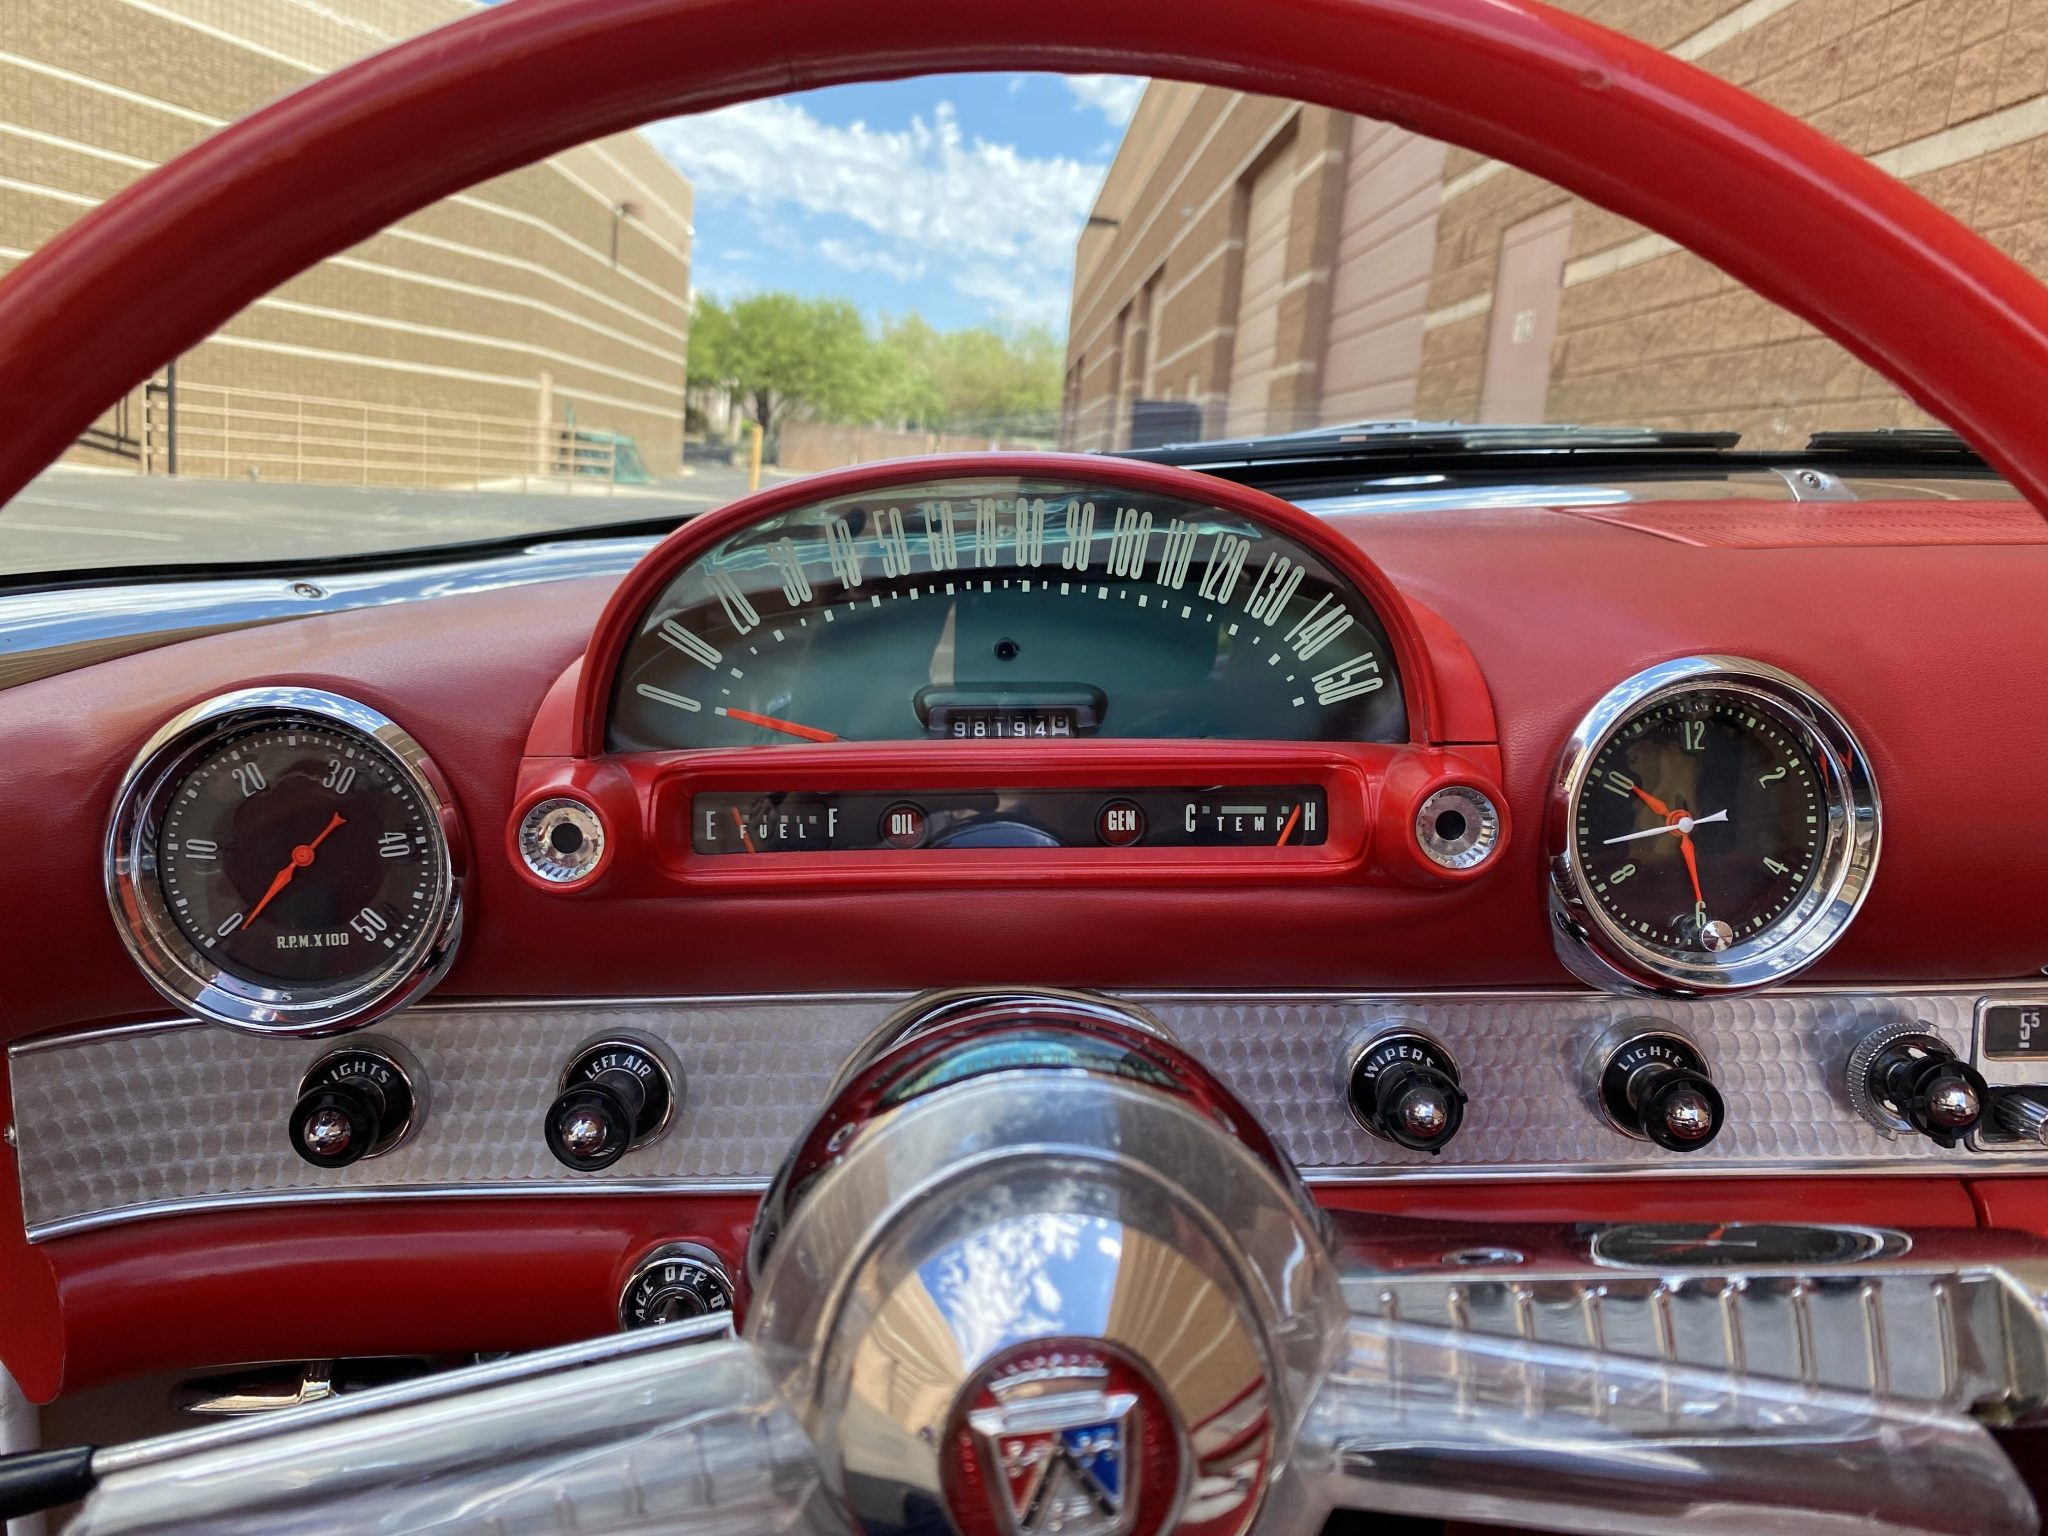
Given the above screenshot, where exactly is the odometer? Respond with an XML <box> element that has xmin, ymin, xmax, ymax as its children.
<box><xmin>1551</xmin><ymin>658</ymin><xmax>1879</xmax><ymax>994</ymax></box>
<box><xmin>608</xmin><ymin>477</ymin><xmax>1406</xmax><ymax>751</ymax></box>
<box><xmin>109</xmin><ymin>689</ymin><xmax>463</xmax><ymax>1034</ymax></box>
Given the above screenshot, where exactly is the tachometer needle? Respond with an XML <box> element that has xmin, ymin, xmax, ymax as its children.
<box><xmin>721</xmin><ymin>707</ymin><xmax>840</xmax><ymax>743</ymax></box>
<box><xmin>245</xmin><ymin>811</ymin><xmax>346</xmax><ymax>927</ymax></box>
<box><xmin>1601</xmin><ymin>809</ymin><xmax>1729</xmax><ymax>845</ymax></box>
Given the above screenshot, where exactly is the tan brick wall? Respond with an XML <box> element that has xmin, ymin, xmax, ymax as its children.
<box><xmin>0</xmin><ymin>0</ymin><xmax>692</xmax><ymax>481</ymax></box>
<box><xmin>1071</xmin><ymin>0</ymin><xmax>2048</xmax><ymax>451</ymax></box>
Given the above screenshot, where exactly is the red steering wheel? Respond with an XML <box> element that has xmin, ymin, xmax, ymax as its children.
<box><xmin>0</xmin><ymin>0</ymin><xmax>2045</xmax><ymax>514</ymax></box>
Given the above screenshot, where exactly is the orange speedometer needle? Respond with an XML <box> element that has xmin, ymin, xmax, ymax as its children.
<box><xmin>724</xmin><ymin>707</ymin><xmax>840</xmax><ymax>744</ymax></box>
<box><xmin>245</xmin><ymin>812</ymin><xmax>346</xmax><ymax>927</ymax></box>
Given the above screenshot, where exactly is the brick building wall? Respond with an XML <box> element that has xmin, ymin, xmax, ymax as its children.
<box><xmin>1</xmin><ymin>0</ymin><xmax>693</xmax><ymax>479</ymax></box>
<box><xmin>1066</xmin><ymin>0</ymin><xmax>2048</xmax><ymax>450</ymax></box>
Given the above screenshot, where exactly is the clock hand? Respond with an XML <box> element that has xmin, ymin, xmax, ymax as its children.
<box><xmin>1601</xmin><ymin>808</ymin><xmax>1730</xmax><ymax>845</ymax></box>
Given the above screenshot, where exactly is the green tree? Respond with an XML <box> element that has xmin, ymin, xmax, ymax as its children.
<box><xmin>689</xmin><ymin>291</ymin><xmax>1066</xmax><ymax>439</ymax></box>
<box><xmin>704</xmin><ymin>292</ymin><xmax>876</xmax><ymax>434</ymax></box>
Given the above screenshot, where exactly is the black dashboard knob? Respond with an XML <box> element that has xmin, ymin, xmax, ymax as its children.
<box><xmin>1848</xmin><ymin>1023</ymin><xmax>1986</xmax><ymax>1148</ymax></box>
<box><xmin>1345</xmin><ymin>1029</ymin><xmax>1466</xmax><ymax>1154</ymax></box>
<box><xmin>288</xmin><ymin>1043</ymin><xmax>420</xmax><ymax>1168</ymax></box>
<box><xmin>544</xmin><ymin>1035</ymin><xmax>681</xmax><ymax>1171</ymax></box>
<box><xmin>1595</xmin><ymin>1025</ymin><xmax>1725</xmax><ymax>1152</ymax></box>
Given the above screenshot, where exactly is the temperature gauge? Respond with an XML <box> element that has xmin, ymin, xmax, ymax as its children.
<box><xmin>691</xmin><ymin>786</ymin><xmax>1327</xmax><ymax>855</ymax></box>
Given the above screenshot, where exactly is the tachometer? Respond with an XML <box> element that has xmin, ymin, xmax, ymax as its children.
<box><xmin>1550</xmin><ymin>657</ymin><xmax>1878</xmax><ymax>994</ymax></box>
<box><xmin>108</xmin><ymin>688</ymin><xmax>463</xmax><ymax>1034</ymax></box>
<box><xmin>607</xmin><ymin>476</ymin><xmax>1406</xmax><ymax>751</ymax></box>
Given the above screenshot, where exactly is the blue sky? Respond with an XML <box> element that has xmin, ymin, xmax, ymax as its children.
<box><xmin>639</xmin><ymin>75</ymin><xmax>1146</xmax><ymax>335</ymax></box>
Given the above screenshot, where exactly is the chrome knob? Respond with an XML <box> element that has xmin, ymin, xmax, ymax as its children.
<box><xmin>544</xmin><ymin>1034</ymin><xmax>681</xmax><ymax>1172</ymax></box>
<box><xmin>1847</xmin><ymin>1023</ymin><xmax>1986</xmax><ymax>1148</ymax></box>
<box><xmin>1927</xmin><ymin>1077</ymin><xmax>1982</xmax><ymax>1129</ymax></box>
<box><xmin>301</xmin><ymin>1107</ymin><xmax>355</xmax><ymax>1157</ymax></box>
<box><xmin>1593</xmin><ymin>1023</ymin><xmax>1725</xmax><ymax>1152</ymax></box>
<box><xmin>1992</xmin><ymin>1088</ymin><xmax>2048</xmax><ymax>1147</ymax></box>
<box><xmin>288</xmin><ymin>1041</ymin><xmax>422</xmax><ymax>1169</ymax></box>
<box><xmin>1344</xmin><ymin>1028</ymin><xmax>1466</xmax><ymax>1154</ymax></box>
<box><xmin>1657</xmin><ymin>1085</ymin><xmax>1719</xmax><ymax>1143</ymax></box>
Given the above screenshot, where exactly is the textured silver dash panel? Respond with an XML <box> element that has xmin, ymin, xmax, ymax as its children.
<box><xmin>10</xmin><ymin>999</ymin><xmax>898</xmax><ymax>1238</ymax></box>
<box><xmin>14</xmin><ymin>987</ymin><xmax>2048</xmax><ymax>1239</ymax></box>
<box><xmin>1145</xmin><ymin>989</ymin><xmax>2041</xmax><ymax>1176</ymax></box>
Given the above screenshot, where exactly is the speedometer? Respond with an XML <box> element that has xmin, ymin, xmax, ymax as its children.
<box><xmin>607</xmin><ymin>476</ymin><xmax>1406</xmax><ymax>751</ymax></box>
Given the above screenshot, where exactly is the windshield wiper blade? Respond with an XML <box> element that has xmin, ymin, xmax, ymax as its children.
<box><xmin>1803</xmin><ymin>427</ymin><xmax>1987</xmax><ymax>462</ymax></box>
<box><xmin>1116</xmin><ymin>420</ymin><xmax>1741</xmax><ymax>468</ymax></box>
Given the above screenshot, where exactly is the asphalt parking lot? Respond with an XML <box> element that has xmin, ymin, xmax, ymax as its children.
<box><xmin>0</xmin><ymin>462</ymin><xmax>775</xmax><ymax>579</ymax></box>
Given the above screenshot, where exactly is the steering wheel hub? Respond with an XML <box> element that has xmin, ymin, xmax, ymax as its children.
<box><xmin>745</xmin><ymin>994</ymin><xmax>1338</xmax><ymax>1536</ymax></box>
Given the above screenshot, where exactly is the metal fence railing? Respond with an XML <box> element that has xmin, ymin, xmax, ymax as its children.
<box><xmin>140</xmin><ymin>381</ymin><xmax>624</xmax><ymax>490</ymax></box>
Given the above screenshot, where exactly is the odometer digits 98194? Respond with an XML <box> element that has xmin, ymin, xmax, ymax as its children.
<box><xmin>608</xmin><ymin>477</ymin><xmax>1406</xmax><ymax>751</ymax></box>
<box><xmin>109</xmin><ymin>689</ymin><xmax>463</xmax><ymax>1034</ymax></box>
<box><xmin>1551</xmin><ymin>658</ymin><xmax>1879</xmax><ymax>995</ymax></box>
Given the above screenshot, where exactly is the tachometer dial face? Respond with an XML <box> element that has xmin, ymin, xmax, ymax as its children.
<box><xmin>158</xmin><ymin>722</ymin><xmax>448</xmax><ymax>988</ymax></box>
<box><xmin>1553</xmin><ymin>659</ymin><xmax>1880</xmax><ymax>994</ymax></box>
<box><xmin>109</xmin><ymin>689</ymin><xmax>463</xmax><ymax>1034</ymax></box>
<box><xmin>608</xmin><ymin>478</ymin><xmax>1406</xmax><ymax>750</ymax></box>
<box><xmin>1572</xmin><ymin>694</ymin><xmax>1825</xmax><ymax>954</ymax></box>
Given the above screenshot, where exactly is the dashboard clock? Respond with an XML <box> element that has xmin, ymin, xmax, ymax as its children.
<box><xmin>107</xmin><ymin>687</ymin><xmax>464</xmax><ymax>1034</ymax></box>
<box><xmin>1550</xmin><ymin>657</ymin><xmax>1878</xmax><ymax>995</ymax></box>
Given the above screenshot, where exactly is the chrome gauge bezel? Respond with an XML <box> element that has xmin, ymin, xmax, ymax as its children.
<box><xmin>105</xmin><ymin>687</ymin><xmax>465</xmax><ymax>1035</ymax></box>
<box><xmin>1548</xmin><ymin>656</ymin><xmax>1879</xmax><ymax>996</ymax></box>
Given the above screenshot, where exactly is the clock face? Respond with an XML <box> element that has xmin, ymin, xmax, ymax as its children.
<box><xmin>1573</xmin><ymin>689</ymin><xmax>1827</xmax><ymax>958</ymax></box>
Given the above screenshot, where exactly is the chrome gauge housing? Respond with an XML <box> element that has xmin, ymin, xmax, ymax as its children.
<box><xmin>1549</xmin><ymin>656</ymin><xmax>1879</xmax><ymax>995</ymax></box>
<box><xmin>106</xmin><ymin>687</ymin><xmax>465</xmax><ymax>1034</ymax></box>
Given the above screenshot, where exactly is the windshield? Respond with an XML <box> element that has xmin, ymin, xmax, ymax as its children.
<box><xmin>0</xmin><ymin>1</ymin><xmax>2026</xmax><ymax>579</ymax></box>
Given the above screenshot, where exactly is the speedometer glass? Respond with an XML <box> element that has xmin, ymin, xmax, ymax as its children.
<box><xmin>608</xmin><ymin>477</ymin><xmax>1406</xmax><ymax>751</ymax></box>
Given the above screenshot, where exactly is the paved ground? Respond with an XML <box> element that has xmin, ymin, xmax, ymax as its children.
<box><xmin>0</xmin><ymin>462</ymin><xmax>779</xmax><ymax>578</ymax></box>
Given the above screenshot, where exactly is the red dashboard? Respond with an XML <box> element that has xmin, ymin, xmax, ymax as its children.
<box><xmin>5</xmin><ymin>460</ymin><xmax>2048</xmax><ymax>1402</ymax></box>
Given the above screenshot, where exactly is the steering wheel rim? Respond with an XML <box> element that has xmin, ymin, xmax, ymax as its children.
<box><xmin>1</xmin><ymin>0</ymin><xmax>2046</xmax><ymax>514</ymax></box>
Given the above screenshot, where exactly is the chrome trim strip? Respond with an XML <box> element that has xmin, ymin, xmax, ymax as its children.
<box><xmin>0</xmin><ymin>536</ymin><xmax>657</xmax><ymax>690</ymax></box>
<box><xmin>24</xmin><ymin>978</ymin><xmax>2048</xmax><ymax>1056</ymax></box>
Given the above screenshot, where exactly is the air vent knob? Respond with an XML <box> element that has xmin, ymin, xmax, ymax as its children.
<box><xmin>544</xmin><ymin>1034</ymin><xmax>681</xmax><ymax>1171</ymax></box>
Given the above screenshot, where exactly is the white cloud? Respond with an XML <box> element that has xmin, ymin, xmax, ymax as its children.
<box><xmin>644</xmin><ymin>97</ymin><xmax>1109</xmax><ymax>326</ymax></box>
<box><xmin>1063</xmin><ymin>75</ymin><xmax>1145</xmax><ymax>126</ymax></box>
<box><xmin>817</xmin><ymin>237</ymin><xmax>928</xmax><ymax>284</ymax></box>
